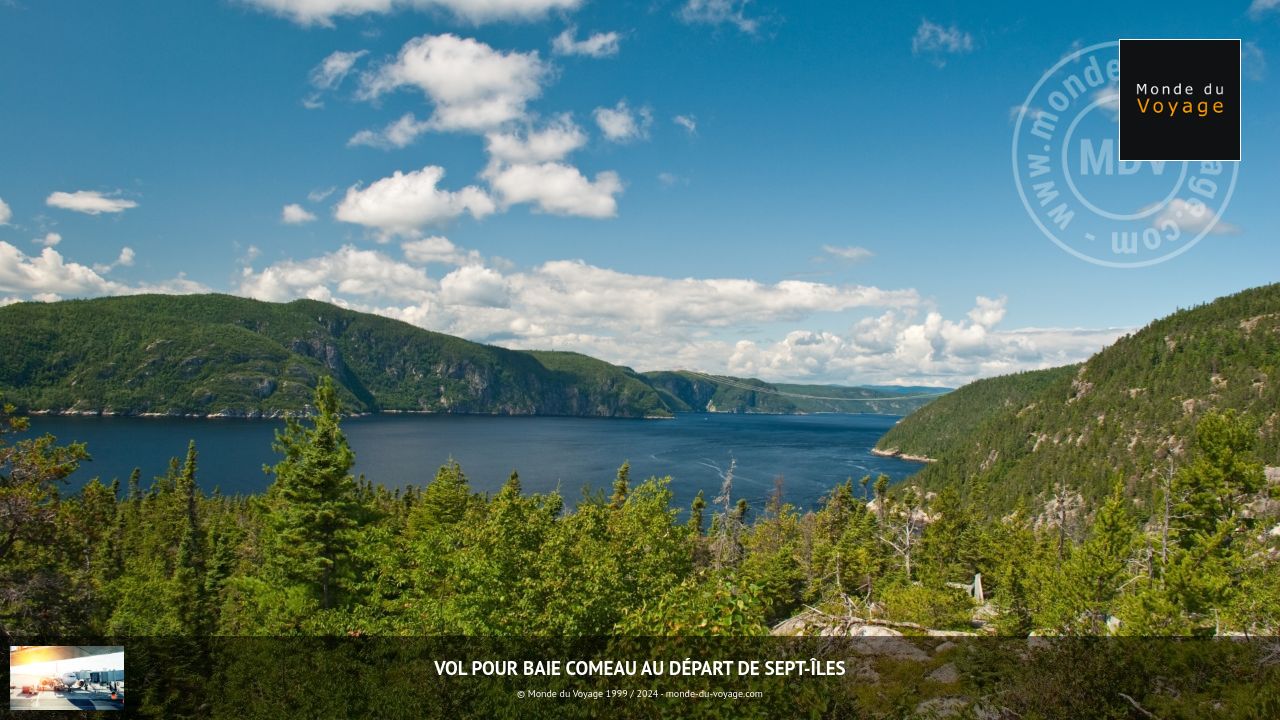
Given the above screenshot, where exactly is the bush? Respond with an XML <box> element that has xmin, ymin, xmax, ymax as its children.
<box><xmin>879</xmin><ymin>583</ymin><xmax>973</xmax><ymax>630</ymax></box>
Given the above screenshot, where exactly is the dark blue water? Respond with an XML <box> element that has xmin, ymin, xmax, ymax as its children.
<box><xmin>23</xmin><ymin>413</ymin><xmax>922</xmax><ymax>512</ymax></box>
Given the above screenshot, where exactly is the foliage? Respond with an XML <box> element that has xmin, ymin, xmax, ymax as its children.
<box><xmin>0</xmin><ymin>294</ymin><xmax>941</xmax><ymax>420</ymax></box>
<box><xmin>878</xmin><ymin>282</ymin><xmax>1280</xmax><ymax>512</ymax></box>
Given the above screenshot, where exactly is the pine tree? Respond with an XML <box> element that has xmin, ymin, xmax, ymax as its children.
<box><xmin>264</xmin><ymin>377</ymin><xmax>360</xmax><ymax>610</ymax></box>
<box><xmin>172</xmin><ymin>441</ymin><xmax>207</xmax><ymax>633</ymax></box>
<box><xmin>1061</xmin><ymin>481</ymin><xmax>1135</xmax><ymax>633</ymax></box>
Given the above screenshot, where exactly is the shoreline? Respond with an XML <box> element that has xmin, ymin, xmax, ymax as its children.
<box><xmin>870</xmin><ymin>447</ymin><xmax>936</xmax><ymax>463</ymax></box>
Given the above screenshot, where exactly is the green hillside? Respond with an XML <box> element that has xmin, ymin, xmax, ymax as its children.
<box><xmin>879</xmin><ymin>283</ymin><xmax>1280</xmax><ymax>509</ymax></box>
<box><xmin>875</xmin><ymin>365</ymin><xmax>1077</xmax><ymax>460</ymax></box>
<box><xmin>0</xmin><ymin>294</ymin><xmax>671</xmax><ymax>418</ymax></box>
<box><xmin>643</xmin><ymin>371</ymin><xmax>944</xmax><ymax>415</ymax></box>
<box><xmin>0</xmin><ymin>294</ymin><xmax>932</xmax><ymax>419</ymax></box>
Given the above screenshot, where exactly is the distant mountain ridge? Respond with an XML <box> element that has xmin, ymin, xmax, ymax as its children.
<box><xmin>876</xmin><ymin>282</ymin><xmax>1280</xmax><ymax>510</ymax></box>
<box><xmin>643</xmin><ymin>371</ymin><xmax>946</xmax><ymax>415</ymax></box>
<box><xmin>0</xmin><ymin>294</ymin><xmax>942</xmax><ymax>419</ymax></box>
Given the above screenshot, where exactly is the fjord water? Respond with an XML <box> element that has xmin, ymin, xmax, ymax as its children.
<box><xmin>28</xmin><ymin>413</ymin><xmax>921</xmax><ymax>511</ymax></box>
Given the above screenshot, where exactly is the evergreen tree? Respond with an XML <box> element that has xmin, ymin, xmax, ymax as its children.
<box><xmin>172</xmin><ymin>441</ymin><xmax>208</xmax><ymax>633</ymax></box>
<box><xmin>609</xmin><ymin>461</ymin><xmax>630</xmax><ymax>509</ymax></box>
<box><xmin>264</xmin><ymin>376</ymin><xmax>360</xmax><ymax>610</ymax></box>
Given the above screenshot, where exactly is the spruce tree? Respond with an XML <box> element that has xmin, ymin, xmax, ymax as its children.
<box><xmin>265</xmin><ymin>377</ymin><xmax>359</xmax><ymax>610</ymax></box>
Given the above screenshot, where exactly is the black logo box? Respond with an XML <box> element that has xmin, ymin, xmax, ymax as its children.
<box><xmin>1119</xmin><ymin>39</ymin><xmax>1241</xmax><ymax>162</ymax></box>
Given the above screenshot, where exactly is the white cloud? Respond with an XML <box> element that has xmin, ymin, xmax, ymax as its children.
<box><xmin>673</xmin><ymin>114</ymin><xmax>697</xmax><ymax>135</ymax></box>
<box><xmin>0</xmin><ymin>241</ymin><xmax>204</xmax><ymax>299</ymax></box>
<box><xmin>912</xmin><ymin>19</ymin><xmax>973</xmax><ymax>66</ymax></box>
<box><xmin>680</xmin><ymin>0</ymin><xmax>759</xmax><ymax>33</ymax></box>
<box><xmin>657</xmin><ymin>172</ymin><xmax>688</xmax><ymax>187</ymax></box>
<box><xmin>93</xmin><ymin>247</ymin><xmax>136</xmax><ymax>274</ymax></box>
<box><xmin>486</xmin><ymin>162</ymin><xmax>621</xmax><ymax>217</ymax></box>
<box><xmin>334</xmin><ymin>165</ymin><xmax>495</xmax><ymax>238</ymax></box>
<box><xmin>310</xmin><ymin>49</ymin><xmax>368</xmax><ymax>89</ymax></box>
<box><xmin>34</xmin><ymin>232</ymin><xmax>62</xmax><ymax>248</ymax></box>
<box><xmin>233</xmin><ymin>239</ymin><xmax>1120</xmax><ymax>385</ymax></box>
<box><xmin>0</xmin><ymin>242</ymin><xmax>113</xmax><ymax>295</ymax></box>
<box><xmin>428</xmin><ymin>0</ymin><xmax>583</xmax><ymax>22</ymax></box>
<box><xmin>0</xmin><ymin>197</ymin><xmax>10</xmax><ymax>225</ymax></box>
<box><xmin>726</xmin><ymin>298</ymin><xmax>1123</xmax><ymax>386</ymax></box>
<box><xmin>552</xmin><ymin>26</ymin><xmax>621</xmax><ymax>58</ymax></box>
<box><xmin>239</xmin><ymin>244</ymin><xmax>436</xmax><ymax>304</ymax></box>
<box><xmin>1008</xmin><ymin>104</ymin><xmax>1045</xmax><ymax>123</ymax></box>
<box><xmin>1249</xmin><ymin>0</ymin><xmax>1280</xmax><ymax>18</ymax></box>
<box><xmin>304</xmin><ymin>49</ymin><xmax>368</xmax><ymax>109</ymax></box>
<box><xmin>46</xmin><ymin>191</ymin><xmax>138</xmax><ymax>215</ymax></box>
<box><xmin>821</xmin><ymin>245</ymin><xmax>873</xmax><ymax>263</ymax></box>
<box><xmin>401</xmin><ymin>235</ymin><xmax>480</xmax><ymax>265</ymax></box>
<box><xmin>308</xmin><ymin>187</ymin><xmax>337</xmax><ymax>203</ymax></box>
<box><xmin>347</xmin><ymin>112</ymin><xmax>432</xmax><ymax>148</ymax></box>
<box><xmin>1093</xmin><ymin>82</ymin><xmax>1119</xmax><ymax>120</ymax></box>
<box><xmin>440</xmin><ymin>264</ymin><xmax>510</xmax><ymax>306</ymax></box>
<box><xmin>593</xmin><ymin>100</ymin><xmax>652</xmax><ymax>143</ymax></box>
<box><xmin>359</xmin><ymin>34</ymin><xmax>548</xmax><ymax>133</ymax></box>
<box><xmin>242</xmin><ymin>0</ymin><xmax>583</xmax><ymax>26</ymax></box>
<box><xmin>484</xmin><ymin>114</ymin><xmax>586</xmax><ymax>164</ymax></box>
<box><xmin>1244</xmin><ymin>41</ymin><xmax>1267</xmax><ymax>81</ymax></box>
<box><xmin>282</xmin><ymin>203</ymin><xmax>318</xmax><ymax>224</ymax></box>
<box><xmin>1149</xmin><ymin>198</ymin><xmax>1240</xmax><ymax>236</ymax></box>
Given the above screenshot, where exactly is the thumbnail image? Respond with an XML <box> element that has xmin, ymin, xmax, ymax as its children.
<box><xmin>9</xmin><ymin>646</ymin><xmax>124</xmax><ymax>712</ymax></box>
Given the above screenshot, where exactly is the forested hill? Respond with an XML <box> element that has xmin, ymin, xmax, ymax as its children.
<box><xmin>877</xmin><ymin>282</ymin><xmax>1280</xmax><ymax>509</ymax></box>
<box><xmin>643</xmin><ymin>371</ymin><xmax>946</xmax><ymax>415</ymax></box>
<box><xmin>0</xmin><ymin>294</ymin><xmax>937</xmax><ymax>418</ymax></box>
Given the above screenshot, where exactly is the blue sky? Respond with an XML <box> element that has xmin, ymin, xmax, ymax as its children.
<box><xmin>1</xmin><ymin>0</ymin><xmax>1277</xmax><ymax>385</ymax></box>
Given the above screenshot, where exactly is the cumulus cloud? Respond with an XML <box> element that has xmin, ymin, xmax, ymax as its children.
<box><xmin>673</xmin><ymin>114</ymin><xmax>697</xmax><ymax>135</ymax></box>
<box><xmin>484</xmin><ymin>114</ymin><xmax>586</xmax><ymax>164</ymax></box>
<box><xmin>1149</xmin><ymin>198</ymin><xmax>1240</xmax><ymax>236</ymax></box>
<box><xmin>242</xmin><ymin>0</ymin><xmax>583</xmax><ymax>26</ymax></box>
<box><xmin>821</xmin><ymin>245</ymin><xmax>873</xmax><ymax>263</ymax></box>
<box><xmin>93</xmin><ymin>247</ymin><xmax>136</xmax><ymax>274</ymax></box>
<box><xmin>912</xmin><ymin>19</ymin><xmax>973</xmax><ymax>66</ymax></box>
<box><xmin>359</xmin><ymin>34</ymin><xmax>548</xmax><ymax>133</ymax></box>
<box><xmin>0</xmin><ymin>241</ymin><xmax>204</xmax><ymax>299</ymax></box>
<box><xmin>726</xmin><ymin>297</ymin><xmax>1123</xmax><ymax>386</ymax></box>
<box><xmin>238</xmin><ymin>244</ymin><xmax>436</xmax><ymax>304</ymax></box>
<box><xmin>347</xmin><ymin>112</ymin><xmax>432</xmax><ymax>148</ymax></box>
<box><xmin>680</xmin><ymin>0</ymin><xmax>759</xmax><ymax>33</ymax></box>
<box><xmin>235</xmin><ymin>239</ymin><xmax>1120</xmax><ymax>385</ymax></box>
<box><xmin>593</xmin><ymin>100</ymin><xmax>652</xmax><ymax>143</ymax></box>
<box><xmin>46</xmin><ymin>191</ymin><xmax>138</xmax><ymax>215</ymax></box>
<box><xmin>334</xmin><ymin>165</ymin><xmax>495</xmax><ymax>238</ymax></box>
<box><xmin>485</xmin><ymin>162</ymin><xmax>622</xmax><ymax>217</ymax></box>
<box><xmin>282</xmin><ymin>203</ymin><xmax>318</xmax><ymax>224</ymax></box>
<box><xmin>552</xmin><ymin>26</ymin><xmax>621</xmax><ymax>57</ymax></box>
<box><xmin>440</xmin><ymin>264</ymin><xmax>510</xmax><ymax>306</ymax></box>
<box><xmin>0</xmin><ymin>197</ymin><xmax>10</xmax><ymax>225</ymax></box>
<box><xmin>401</xmin><ymin>235</ymin><xmax>480</xmax><ymax>265</ymax></box>
<box><xmin>239</xmin><ymin>245</ymin><xmax>917</xmax><ymax>344</ymax></box>
<box><xmin>34</xmin><ymin>232</ymin><xmax>62</xmax><ymax>248</ymax></box>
